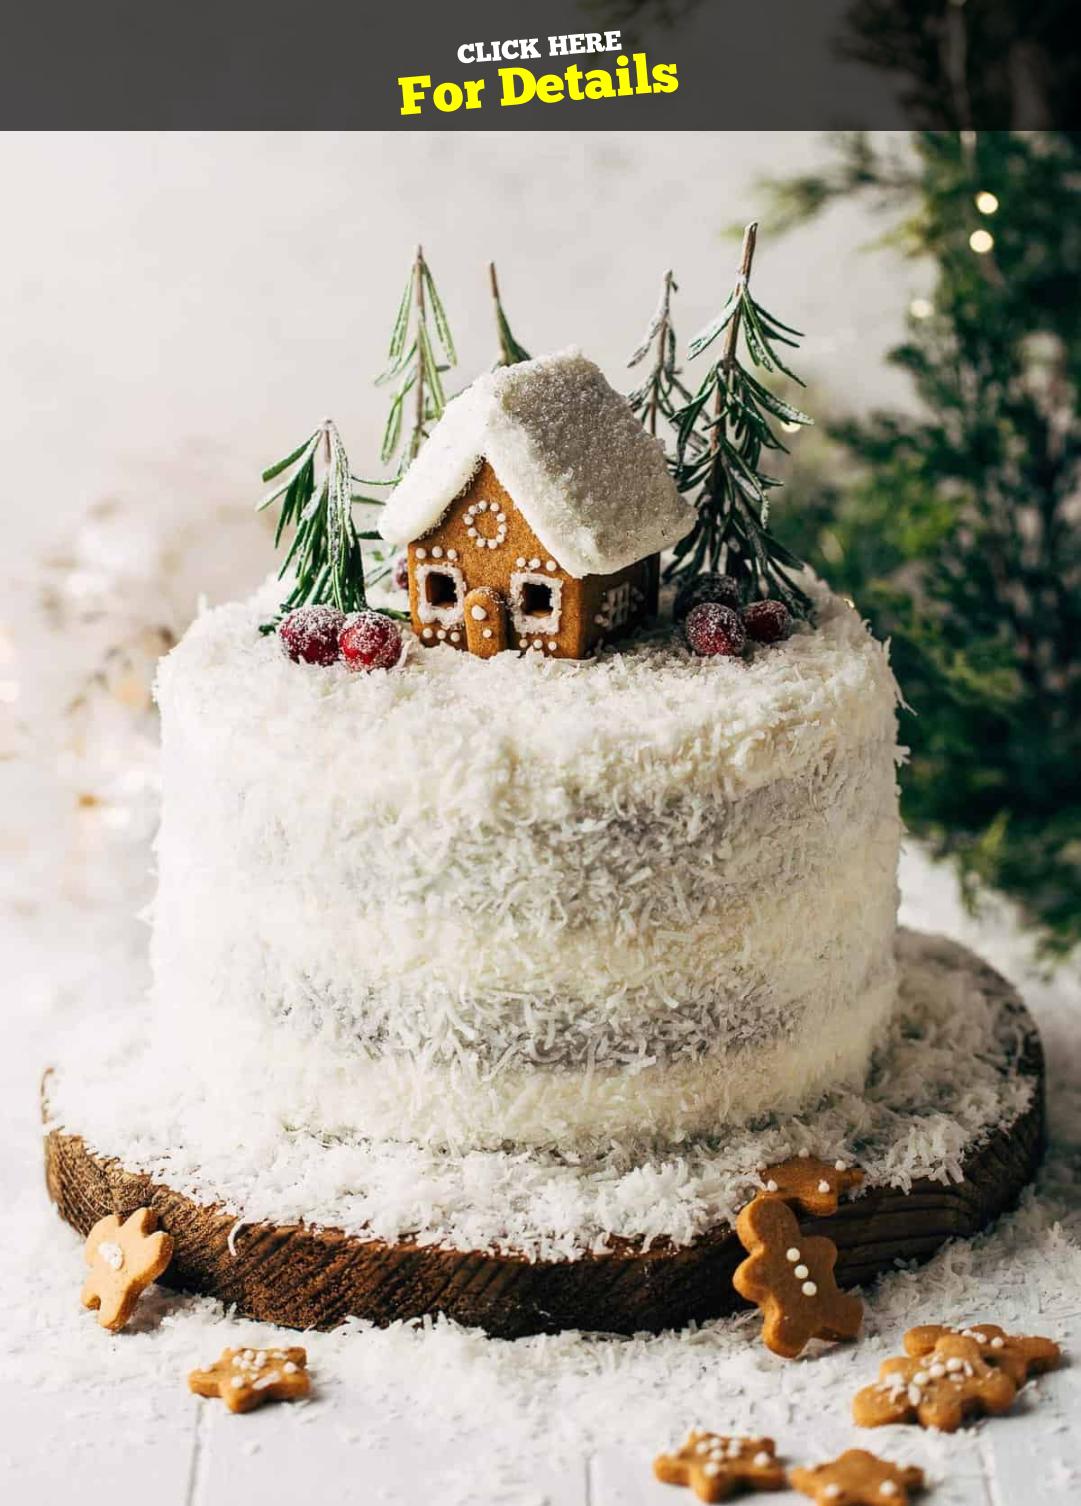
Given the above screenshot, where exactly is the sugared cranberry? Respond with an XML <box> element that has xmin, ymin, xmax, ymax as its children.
<box><xmin>392</xmin><ymin>553</ymin><xmax>410</xmax><ymax>592</ymax></box>
<box><xmin>742</xmin><ymin>599</ymin><xmax>792</xmax><ymax>645</ymax></box>
<box><xmin>684</xmin><ymin>601</ymin><xmax>747</xmax><ymax>657</ymax></box>
<box><xmin>278</xmin><ymin>605</ymin><xmax>345</xmax><ymax>666</ymax></box>
<box><xmin>674</xmin><ymin>572</ymin><xmax>742</xmax><ymax>621</ymax></box>
<box><xmin>339</xmin><ymin>611</ymin><xmax>403</xmax><ymax>672</ymax></box>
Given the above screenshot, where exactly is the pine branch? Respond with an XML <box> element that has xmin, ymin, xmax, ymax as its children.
<box><xmin>489</xmin><ymin>262</ymin><xmax>532</xmax><ymax>367</ymax></box>
<box><xmin>256</xmin><ymin>419</ymin><xmax>370</xmax><ymax>629</ymax></box>
<box><xmin>667</xmin><ymin>223</ymin><xmax>814</xmax><ymax>616</ymax></box>
<box><xmin>377</xmin><ymin>245</ymin><xmax>457</xmax><ymax>472</ymax></box>
<box><xmin>627</xmin><ymin>269</ymin><xmax>695</xmax><ymax>457</ymax></box>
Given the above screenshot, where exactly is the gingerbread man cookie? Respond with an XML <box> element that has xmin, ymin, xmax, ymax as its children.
<box><xmin>903</xmin><ymin>1322</ymin><xmax>1061</xmax><ymax>1388</ymax></box>
<box><xmin>853</xmin><ymin>1332</ymin><xmax>1017</xmax><ymax>1432</ymax></box>
<box><xmin>790</xmin><ymin>1449</ymin><xmax>924</xmax><ymax>1506</ymax></box>
<box><xmin>80</xmin><ymin>1207</ymin><xmax>174</xmax><ymax>1332</ymax></box>
<box><xmin>733</xmin><ymin>1195</ymin><xmax>863</xmax><ymax>1359</ymax></box>
<box><xmin>654</xmin><ymin>1433</ymin><xmax>787</xmax><ymax>1502</ymax></box>
<box><xmin>756</xmin><ymin>1155</ymin><xmax>864</xmax><ymax>1217</ymax></box>
<box><xmin>188</xmin><ymin>1346</ymin><xmax>311</xmax><ymax>1413</ymax></box>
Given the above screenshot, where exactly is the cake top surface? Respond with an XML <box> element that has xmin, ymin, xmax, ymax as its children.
<box><xmin>157</xmin><ymin>576</ymin><xmax>900</xmax><ymax>817</ymax></box>
<box><xmin>378</xmin><ymin>348</ymin><xmax>696</xmax><ymax>577</ymax></box>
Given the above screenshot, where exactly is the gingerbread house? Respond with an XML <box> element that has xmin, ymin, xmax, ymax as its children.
<box><xmin>379</xmin><ymin>349</ymin><xmax>695</xmax><ymax>659</ymax></box>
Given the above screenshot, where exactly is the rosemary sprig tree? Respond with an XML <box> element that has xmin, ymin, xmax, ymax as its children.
<box><xmin>668</xmin><ymin>223</ymin><xmax>814</xmax><ymax>616</ymax></box>
<box><xmin>256</xmin><ymin>418</ymin><xmax>379</xmax><ymax>628</ymax></box>
<box><xmin>627</xmin><ymin>269</ymin><xmax>694</xmax><ymax>450</ymax></box>
<box><xmin>377</xmin><ymin>245</ymin><xmax>457</xmax><ymax>472</ymax></box>
<box><xmin>489</xmin><ymin>261</ymin><xmax>532</xmax><ymax>367</ymax></box>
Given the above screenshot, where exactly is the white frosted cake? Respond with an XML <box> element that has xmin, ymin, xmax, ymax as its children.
<box><xmin>151</xmin><ymin>579</ymin><xmax>901</xmax><ymax>1153</ymax></box>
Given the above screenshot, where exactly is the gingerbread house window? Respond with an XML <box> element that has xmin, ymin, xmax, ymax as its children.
<box><xmin>510</xmin><ymin>571</ymin><xmax>562</xmax><ymax>638</ymax></box>
<box><xmin>416</xmin><ymin>561</ymin><xmax>465</xmax><ymax>628</ymax></box>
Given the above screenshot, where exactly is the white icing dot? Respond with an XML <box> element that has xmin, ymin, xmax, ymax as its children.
<box><xmin>835</xmin><ymin>1159</ymin><xmax>847</xmax><ymax>1170</ymax></box>
<box><xmin>516</xmin><ymin>557</ymin><xmax>526</xmax><ymax>568</ymax></box>
<box><xmin>470</xmin><ymin>606</ymin><xmax>487</xmax><ymax>620</ymax></box>
<box><xmin>752</xmin><ymin>1452</ymin><xmax>771</xmax><ymax>1467</ymax></box>
<box><xmin>476</xmin><ymin>501</ymin><xmax>488</xmax><ymax>512</ymax></box>
<box><xmin>482</xmin><ymin>628</ymin><xmax>493</xmax><ymax>640</ymax></box>
<box><xmin>436</xmin><ymin>630</ymin><xmax>447</xmax><ymax>640</ymax></box>
<box><xmin>765</xmin><ymin>1179</ymin><xmax>779</xmax><ymax>1192</ymax></box>
<box><xmin>415</xmin><ymin>547</ymin><xmax>427</xmax><ymax>559</ymax></box>
<box><xmin>450</xmin><ymin>632</ymin><xmax>461</xmax><ymax>643</ymax></box>
<box><xmin>880</xmin><ymin>1484</ymin><xmax>898</xmax><ymax>1497</ymax></box>
<box><xmin>786</xmin><ymin>1248</ymin><xmax>800</xmax><ymax>1262</ymax></box>
<box><xmin>545</xmin><ymin>560</ymin><xmax>556</xmax><ymax>572</ymax></box>
<box><xmin>475</xmin><ymin>540</ymin><xmax>486</xmax><ymax>549</ymax></box>
<box><xmin>798</xmin><ymin>1148</ymin><xmax>811</xmax><ymax>1158</ymax></box>
<box><xmin>547</xmin><ymin>641</ymin><xmax>558</xmax><ymax>652</ymax></box>
<box><xmin>447</xmin><ymin>549</ymin><xmax>457</xmax><ymax>560</ymax></box>
<box><xmin>929</xmin><ymin>1363</ymin><xmax>946</xmax><ymax>1379</ymax></box>
<box><xmin>231</xmin><ymin>1375</ymin><xmax>244</xmax><ymax>1388</ymax></box>
<box><xmin>533</xmin><ymin>639</ymin><xmax>543</xmax><ymax>650</ymax></box>
<box><xmin>422</xmin><ymin>628</ymin><xmax>433</xmax><ymax>639</ymax></box>
<box><xmin>971</xmin><ymin>1332</ymin><xmax>986</xmax><ymax>1344</ymax></box>
<box><xmin>912</xmin><ymin>1371</ymin><xmax>929</xmax><ymax>1386</ymax></box>
<box><xmin>467</xmin><ymin>527</ymin><xmax>478</xmax><ymax>538</ymax></box>
<box><xmin>431</xmin><ymin>546</ymin><xmax>443</xmax><ymax>559</ymax></box>
<box><xmin>528</xmin><ymin>557</ymin><xmax>540</xmax><ymax>568</ymax></box>
<box><xmin>801</xmin><ymin>1281</ymin><xmax>817</xmax><ymax>1297</ymax></box>
<box><xmin>695</xmin><ymin>1441</ymin><xmax>711</xmax><ymax>1455</ymax></box>
<box><xmin>794</xmin><ymin>1264</ymin><xmax>809</xmax><ymax>1280</ymax></box>
<box><xmin>519</xmin><ymin>638</ymin><xmax>528</xmax><ymax>648</ymax></box>
<box><xmin>703</xmin><ymin>1462</ymin><xmax>720</xmax><ymax>1478</ymax></box>
<box><xmin>824</xmin><ymin>1488</ymin><xmax>841</xmax><ymax>1501</ymax></box>
<box><xmin>946</xmin><ymin>1357</ymin><xmax>964</xmax><ymax>1372</ymax></box>
<box><xmin>97</xmin><ymin>1241</ymin><xmax>124</xmax><ymax>1271</ymax></box>
<box><xmin>818</xmin><ymin>1179</ymin><xmax>830</xmax><ymax>1193</ymax></box>
<box><xmin>907</xmin><ymin>1385</ymin><xmax>922</xmax><ymax>1405</ymax></box>
<box><xmin>496</xmin><ymin>512</ymin><xmax>506</xmax><ymax>523</ymax></box>
<box><xmin>991</xmin><ymin>1337</ymin><xmax>1005</xmax><ymax>1349</ymax></box>
<box><xmin>487</xmin><ymin>538</ymin><xmax>499</xmax><ymax>550</ymax></box>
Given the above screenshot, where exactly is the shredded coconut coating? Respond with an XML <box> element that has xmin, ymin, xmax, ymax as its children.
<box><xmin>47</xmin><ymin>933</ymin><xmax>1035</xmax><ymax>1261</ymax></box>
<box><xmin>378</xmin><ymin>348</ymin><xmax>696</xmax><ymax>577</ymax></box>
<box><xmin>148</xmin><ymin>574</ymin><xmax>901</xmax><ymax>1151</ymax></box>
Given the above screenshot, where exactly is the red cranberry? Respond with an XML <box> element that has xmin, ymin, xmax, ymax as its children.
<box><xmin>392</xmin><ymin>553</ymin><xmax>410</xmax><ymax>592</ymax></box>
<box><xmin>742</xmin><ymin>599</ymin><xmax>792</xmax><ymax>645</ymax></box>
<box><xmin>278</xmin><ymin>605</ymin><xmax>345</xmax><ymax>666</ymax></box>
<box><xmin>674</xmin><ymin>572</ymin><xmax>742</xmax><ymax>621</ymax></box>
<box><xmin>339</xmin><ymin>611</ymin><xmax>403</xmax><ymax>672</ymax></box>
<box><xmin>684</xmin><ymin>602</ymin><xmax>747</xmax><ymax>657</ymax></box>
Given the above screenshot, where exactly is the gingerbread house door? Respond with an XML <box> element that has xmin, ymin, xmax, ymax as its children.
<box><xmin>464</xmin><ymin>587</ymin><xmax>508</xmax><ymax>658</ymax></box>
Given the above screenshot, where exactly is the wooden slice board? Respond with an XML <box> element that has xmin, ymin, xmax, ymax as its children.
<box><xmin>44</xmin><ymin>1000</ymin><xmax>1044</xmax><ymax>1341</ymax></box>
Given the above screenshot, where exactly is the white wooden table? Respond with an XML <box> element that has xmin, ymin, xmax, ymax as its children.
<box><xmin>3</xmin><ymin>846</ymin><xmax>1080</xmax><ymax>1506</ymax></box>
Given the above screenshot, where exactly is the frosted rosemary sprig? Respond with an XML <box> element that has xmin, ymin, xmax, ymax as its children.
<box><xmin>256</xmin><ymin>419</ymin><xmax>381</xmax><ymax>630</ymax></box>
<box><xmin>489</xmin><ymin>261</ymin><xmax>532</xmax><ymax>367</ymax></box>
<box><xmin>377</xmin><ymin>245</ymin><xmax>457</xmax><ymax>469</ymax></box>
<box><xmin>668</xmin><ymin>223</ymin><xmax>814</xmax><ymax>617</ymax></box>
<box><xmin>627</xmin><ymin>268</ymin><xmax>694</xmax><ymax>452</ymax></box>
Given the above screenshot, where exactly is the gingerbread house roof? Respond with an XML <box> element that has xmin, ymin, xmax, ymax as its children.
<box><xmin>378</xmin><ymin>349</ymin><xmax>695</xmax><ymax>579</ymax></box>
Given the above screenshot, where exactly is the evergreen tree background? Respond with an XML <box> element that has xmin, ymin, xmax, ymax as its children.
<box><xmin>763</xmin><ymin>130</ymin><xmax>1081</xmax><ymax>957</ymax></box>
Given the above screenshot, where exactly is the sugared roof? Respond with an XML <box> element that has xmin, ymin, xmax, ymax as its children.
<box><xmin>378</xmin><ymin>348</ymin><xmax>695</xmax><ymax>579</ymax></box>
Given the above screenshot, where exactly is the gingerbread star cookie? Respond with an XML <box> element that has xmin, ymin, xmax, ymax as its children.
<box><xmin>80</xmin><ymin>1207</ymin><xmax>174</xmax><ymax>1332</ymax></box>
<box><xmin>903</xmin><ymin>1322</ymin><xmax>1061</xmax><ymax>1388</ymax></box>
<box><xmin>734</xmin><ymin>1195</ymin><xmax>862</xmax><ymax>1358</ymax></box>
<box><xmin>853</xmin><ymin>1332</ymin><xmax>1017</xmax><ymax>1432</ymax></box>
<box><xmin>790</xmin><ymin>1449</ymin><xmax>924</xmax><ymax>1506</ymax></box>
<box><xmin>654</xmin><ymin>1433</ymin><xmax>787</xmax><ymax>1502</ymax></box>
<box><xmin>756</xmin><ymin>1155</ymin><xmax>864</xmax><ymax>1217</ymax></box>
<box><xmin>188</xmin><ymin>1346</ymin><xmax>311</xmax><ymax>1413</ymax></box>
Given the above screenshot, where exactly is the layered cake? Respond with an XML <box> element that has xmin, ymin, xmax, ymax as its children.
<box><xmin>46</xmin><ymin>328</ymin><xmax>1041</xmax><ymax>1338</ymax></box>
<box><xmin>151</xmin><ymin>573</ymin><xmax>901</xmax><ymax>1153</ymax></box>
